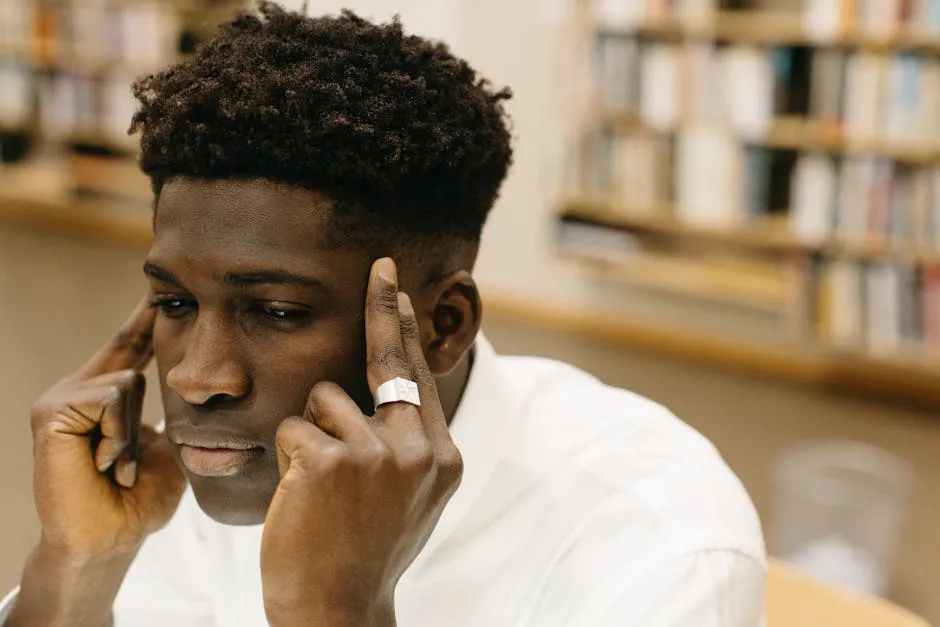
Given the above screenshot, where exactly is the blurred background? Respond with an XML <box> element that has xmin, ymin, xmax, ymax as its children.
<box><xmin>1</xmin><ymin>0</ymin><xmax>939</xmax><ymax>623</ymax></box>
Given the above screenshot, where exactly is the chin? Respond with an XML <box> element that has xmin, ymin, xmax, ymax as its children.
<box><xmin>187</xmin><ymin>474</ymin><xmax>278</xmax><ymax>526</ymax></box>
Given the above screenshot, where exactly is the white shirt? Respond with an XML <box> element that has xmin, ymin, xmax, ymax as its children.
<box><xmin>1</xmin><ymin>335</ymin><xmax>766</xmax><ymax>626</ymax></box>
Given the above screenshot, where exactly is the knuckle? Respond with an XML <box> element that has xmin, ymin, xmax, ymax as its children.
<box><xmin>438</xmin><ymin>446</ymin><xmax>464</xmax><ymax>482</ymax></box>
<box><xmin>402</xmin><ymin>439</ymin><xmax>434</xmax><ymax>472</ymax></box>
<box><xmin>325</xmin><ymin>445</ymin><xmax>356</xmax><ymax>471</ymax></box>
<box><xmin>398</xmin><ymin>310</ymin><xmax>420</xmax><ymax>336</ymax></box>
<box><xmin>368</xmin><ymin>346</ymin><xmax>405</xmax><ymax>373</ymax></box>
<box><xmin>371</xmin><ymin>288</ymin><xmax>399</xmax><ymax>316</ymax></box>
<box><xmin>357</xmin><ymin>440</ymin><xmax>392</xmax><ymax>468</ymax></box>
<box><xmin>308</xmin><ymin>381</ymin><xmax>340</xmax><ymax>408</ymax></box>
<box><xmin>275</xmin><ymin>416</ymin><xmax>308</xmax><ymax>443</ymax></box>
<box><xmin>103</xmin><ymin>385</ymin><xmax>124</xmax><ymax>408</ymax></box>
<box><xmin>123</xmin><ymin>369</ymin><xmax>146</xmax><ymax>387</ymax></box>
<box><xmin>114</xmin><ymin>326</ymin><xmax>152</xmax><ymax>356</ymax></box>
<box><xmin>412</xmin><ymin>367</ymin><xmax>435</xmax><ymax>388</ymax></box>
<box><xmin>29</xmin><ymin>397</ymin><xmax>55</xmax><ymax>432</ymax></box>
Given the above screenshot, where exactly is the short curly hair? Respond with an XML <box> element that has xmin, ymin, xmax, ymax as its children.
<box><xmin>129</xmin><ymin>2</ymin><xmax>513</xmax><ymax>244</ymax></box>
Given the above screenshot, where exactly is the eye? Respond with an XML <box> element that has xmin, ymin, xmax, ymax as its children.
<box><xmin>149</xmin><ymin>297</ymin><xmax>196</xmax><ymax>319</ymax></box>
<box><xmin>251</xmin><ymin>302</ymin><xmax>312</xmax><ymax>326</ymax></box>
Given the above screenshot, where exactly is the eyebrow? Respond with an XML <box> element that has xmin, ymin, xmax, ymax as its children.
<box><xmin>143</xmin><ymin>262</ymin><xmax>329</xmax><ymax>292</ymax></box>
<box><xmin>144</xmin><ymin>262</ymin><xmax>183</xmax><ymax>288</ymax></box>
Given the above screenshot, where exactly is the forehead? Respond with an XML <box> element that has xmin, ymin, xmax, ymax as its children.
<box><xmin>149</xmin><ymin>177</ymin><xmax>363</xmax><ymax>273</ymax></box>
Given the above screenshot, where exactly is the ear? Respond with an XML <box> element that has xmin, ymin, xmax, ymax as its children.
<box><xmin>414</xmin><ymin>271</ymin><xmax>481</xmax><ymax>377</ymax></box>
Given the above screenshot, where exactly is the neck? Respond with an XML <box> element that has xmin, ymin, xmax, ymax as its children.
<box><xmin>435</xmin><ymin>347</ymin><xmax>473</xmax><ymax>425</ymax></box>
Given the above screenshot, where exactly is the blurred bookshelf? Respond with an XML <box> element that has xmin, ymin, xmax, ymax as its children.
<box><xmin>0</xmin><ymin>0</ymin><xmax>242</xmax><ymax>243</ymax></box>
<box><xmin>558</xmin><ymin>0</ymin><xmax>940</xmax><ymax>405</ymax></box>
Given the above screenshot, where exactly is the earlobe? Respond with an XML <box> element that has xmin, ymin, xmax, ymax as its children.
<box><xmin>424</xmin><ymin>272</ymin><xmax>481</xmax><ymax>377</ymax></box>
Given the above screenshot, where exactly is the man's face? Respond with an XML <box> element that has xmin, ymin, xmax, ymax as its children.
<box><xmin>146</xmin><ymin>177</ymin><xmax>376</xmax><ymax>525</ymax></box>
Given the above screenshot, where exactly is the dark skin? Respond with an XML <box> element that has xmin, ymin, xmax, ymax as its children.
<box><xmin>9</xmin><ymin>177</ymin><xmax>479</xmax><ymax>627</ymax></box>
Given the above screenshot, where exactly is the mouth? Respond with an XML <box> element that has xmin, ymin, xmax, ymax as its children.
<box><xmin>178</xmin><ymin>444</ymin><xmax>265</xmax><ymax>477</ymax></box>
<box><xmin>169</xmin><ymin>432</ymin><xmax>266</xmax><ymax>478</ymax></box>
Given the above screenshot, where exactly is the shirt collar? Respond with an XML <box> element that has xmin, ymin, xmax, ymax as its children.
<box><xmin>411</xmin><ymin>332</ymin><xmax>518</xmax><ymax>564</ymax></box>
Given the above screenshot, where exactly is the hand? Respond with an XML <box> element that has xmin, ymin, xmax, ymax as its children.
<box><xmin>29</xmin><ymin>298</ymin><xmax>187</xmax><ymax>559</ymax></box>
<box><xmin>260</xmin><ymin>258</ymin><xmax>464</xmax><ymax>627</ymax></box>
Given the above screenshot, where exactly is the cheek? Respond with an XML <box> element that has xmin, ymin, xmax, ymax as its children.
<box><xmin>254</xmin><ymin>324</ymin><xmax>369</xmax><ymax>413</ymax></box>
<box><xmin>152</xmin><ymin>318</ymin><xmax>183</xmax><ymax>381</ymax></box>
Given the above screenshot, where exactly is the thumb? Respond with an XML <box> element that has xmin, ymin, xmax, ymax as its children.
<box><xmin>132</xmin><ymin>426</ymin><xmax>188</xmax><ymax>532</ymax></box>
<box><xmin>274</xmin><ymin>417</ymin><xmax>334</xmax><ymax>479</ymax></box>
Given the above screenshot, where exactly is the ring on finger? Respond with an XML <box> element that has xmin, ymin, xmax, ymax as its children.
<box><xmin>374</xmin><ymin>377</ymin><xmax>421</xmax><ymax>410</ymax></box>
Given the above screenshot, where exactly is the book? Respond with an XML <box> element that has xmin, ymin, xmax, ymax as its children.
<box><xmin>843</xmin><ymin>52</ymin><xmax>885</xmax><ymax>141</ymax></box>
<box><xmin>593</xmin><ymin>0</ymin><xmax>646</xmax><ymax>29</ymax></box>
<box><xmin>836</xmin><ymin>157</ymin><xmax>875</xmax><ymax>242</ymax></box>
<box><xmin>827</xmin><ymin>259</ymin><xmax>864</xmax><ymax>348</ymax></box>
<box><xmin>865</xmin><ymin>261</ymin><xmax>902</xmax><ymax>353</ymax></box>
<box><xmin>898</xmin><ymin>263</ymin><xmax>924</xmax><ymax>347</ymax></box>
<box><xmin>791</xmin><ymin>152</ymin><xmax>838</xmax><ymax>244</ymax></box>
<box><xmin>639</xmin><ymin>43</ymin><xmax>680</xmax><ymax>133</ymax></box>
<box><xmin>675</xmin><ymin>125</ymin><xmax>743</xmax><ymax>227</ymax></box>
<box><xmin>724</xmin><ymin>45</ymin><xmax>774</xmax><ymax>140</ymax></box>
<box><xmin>809</xmin><ymin>49</ymin><xmax>846</xmax><ymax>128</ymax></box>
<box><xmin>884</xmin><ymin>53</ymin><xmax>922</xmax><ymax>144</ymax></box>
<box><xmin>595</xmin><ymin>33</ymin><xmax>641</xmax><ymax>114</ymax></box>
<box><xmin>744</xmin><ymin>145</ymin><xmax>773</xmax><ymax>218</ymax></box>
<box><xmin>0</xmin><ymin>60</ymin><xmax>29</xmax><ymax>129</ymax></box>
<box><xmin>609</xmin><ymin>130</ymin><xmax>672</xmax><ymax>212</ymax></box>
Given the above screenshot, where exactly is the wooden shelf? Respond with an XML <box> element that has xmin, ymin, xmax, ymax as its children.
<box><xmin>604</xmin><ymin>11</ymin><xmax>940</xmax><ymax>53</ymax></box>
<box><xmin>0</xmin><ymin>170</ymin><xmax>152</xmax><ymax>246</ymax></box>
<box><xmin>486</xmin><ymin>289</ymin><xmax>940</xmax><ymax>408</ymax></box>
<box><xmin>563</xmin><ymin>198</ymin><xmax>795</xmax><ymax>251</ymax></box>
<box><xmin>562</xmin><ymin>198</ymin><xmax>939</xmax><ymax>264</ymax></box>
<box><xmin>603</xmin><ymin>114</ymin><xmax>940</xmax><ymax>165</ymax></box>
<box><xmin>559</xmin><ymin>244</ymin><xmax>792</xmax><ymax>312</ymax></box>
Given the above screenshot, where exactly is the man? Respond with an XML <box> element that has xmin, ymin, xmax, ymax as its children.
<box><xmin>3</xmin><ymin>3</ymin><xmax>765</xmax><ymax>626</ymax></box>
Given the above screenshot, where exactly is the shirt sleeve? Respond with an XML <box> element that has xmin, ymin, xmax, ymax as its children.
<box><xmin>0</xmin><ymin>587</ymin><xmax>19</xmax><ymax>625</ymax></box>
<box><xmin>528</xmin><ymin>549</ymin><xmax>766</xmax><ymax>627</ymax></box>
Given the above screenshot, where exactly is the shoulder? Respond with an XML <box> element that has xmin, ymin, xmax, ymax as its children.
<box><xmin>496</xmin><ymin>353</ymin><xmax>765</xmax><ymax>564</ymax></box>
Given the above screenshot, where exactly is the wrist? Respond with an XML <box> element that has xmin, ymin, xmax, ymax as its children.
<box><xmin>9</xmin><ymin>540</ymin><xmax>136</xmax><ymax>627</ymax></box>
<box><xmin>266</xmin><ymin>599</ymin><xmax>396</xmax><ymax>627</ymax></box>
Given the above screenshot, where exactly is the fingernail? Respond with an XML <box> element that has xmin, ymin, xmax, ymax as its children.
<box><xmin>97</xmin><ymin>458</ymin><xmax>115</xmax><ymax>473</ymax></box>
<box><xmin>376</xmin><ymin>258</ymin><xmax>396</xmax><ymax>286</ymax></box>
<box><xmin>397</xmin><ymin>291</ymin><xmax>414</xmax><ymax>315</ymax></box>
<box><xmin>116</xmin><ymin>461</ymin><xmax>138</xmax><ymax>489</ymax></box>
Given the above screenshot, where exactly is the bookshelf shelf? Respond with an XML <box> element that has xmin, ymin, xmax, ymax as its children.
<box><xmin>559</xmin><ymin>246</ymin><xmax>791</xmax><ymax>312</ymax></box>
<box><xmin>607</xmin><ymin>12</ymin><xmax>940</xmax><ymax>53</ymax></box>
<box><xmin>561</xmin><ymin>199</ymin><xmax>940</xmax><ymax>264</ymax></box>
<box><xmin>604</xmin><ymin>114</ymin><xmax>940</xmax><ymax>165</ymax></box>
<box><xmin>0</xmin><ymin>187</ymin><xmax>152</xmax><ymax>247</ymax></box>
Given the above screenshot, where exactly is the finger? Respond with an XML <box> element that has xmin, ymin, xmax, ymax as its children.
<box><xmin>91</xmin><ymin>372</ymin><xmax>145</xmax><ymax>474</ymax></box>
<box><xmin>365</xmin><ymin>258</ymin><xmax>412</xmax><ymax>395</ymax></box>
<box><xmin>303</xmin><ymin>381</ymin><xmax>381</xmax><ymax>446</ymax></box>
<box><xmin>114</xmin><ymin>373</ymin><xmax>145</xmax><ymax>488</ymax></box>
<box><xmin>42</xmin><ymin>380</ymin><xmax>130</xmax><ymax>473</ymax></box>
<box><xmin>72</xmin><ymin>297</ymin><xmax>156</xmax><ymax>381</ymax></box>
<box><xmin>274</xmin><ymin>417</ymin><xmax>339</xmax><ymax>479</ymax></box>
<box><xmin>131</xmin><ymin>426</ymin><xmax>188</xmax><ymax>533</ymax></box>
<box><xmin>396</xmin><ymin>291</ymin><xmax>449</xmax><ymax>444</ymax></box>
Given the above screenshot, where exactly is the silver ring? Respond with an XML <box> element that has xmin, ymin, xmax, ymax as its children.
<box><xmin>373</xmin><ymin>377</ymin><xmax>421</xmax><ymax>409</ymax></box>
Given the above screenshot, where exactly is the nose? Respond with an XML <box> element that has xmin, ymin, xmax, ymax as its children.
<box><xmin>166</xmin><ymin>312</ymin><xmax>250</xmax><ymax>406</ymax></box>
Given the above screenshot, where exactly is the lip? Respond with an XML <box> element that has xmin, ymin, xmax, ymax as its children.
<box><xmin>179</xmin><ymin>444</ymin><xmax>264</xmax><ymax>477</ymax></box>
<box><xmin>167</xmin><ymin>426</ymin><xmax>267</xmax><ymax>478</ymax></box>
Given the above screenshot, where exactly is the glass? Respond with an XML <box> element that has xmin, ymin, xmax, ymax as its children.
<box><xmin>770</xmin><ymin>439</ymin><xmax>915</xmax><ymax>597</ymax></box>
